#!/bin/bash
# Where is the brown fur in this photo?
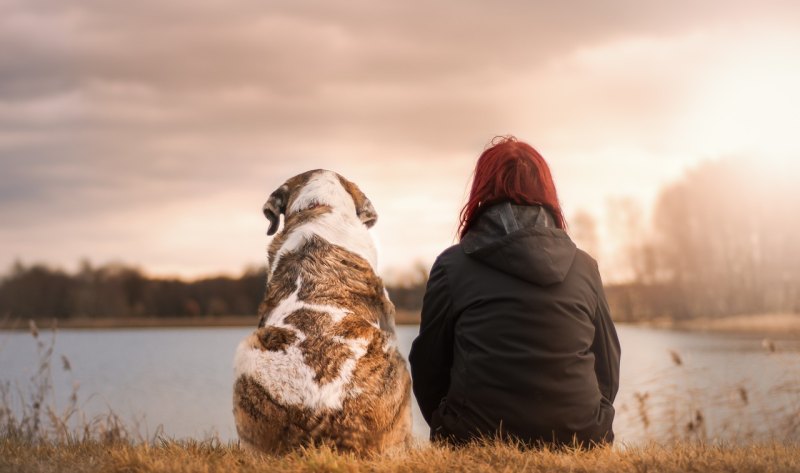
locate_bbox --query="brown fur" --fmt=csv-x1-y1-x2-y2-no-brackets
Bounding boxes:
266,205,333,271
234,324,411,454
261,235,394,330
256,326,298,353
336,175,377,226
234,361,411,454
235,171,411,455
284,309,352,385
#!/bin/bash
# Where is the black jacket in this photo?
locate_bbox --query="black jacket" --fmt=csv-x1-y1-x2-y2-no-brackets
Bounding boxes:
409,202,621,446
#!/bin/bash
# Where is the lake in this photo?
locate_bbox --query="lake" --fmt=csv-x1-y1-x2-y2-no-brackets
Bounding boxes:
1,324,799,444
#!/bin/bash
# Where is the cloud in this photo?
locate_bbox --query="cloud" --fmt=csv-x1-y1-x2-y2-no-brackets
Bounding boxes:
1,0,800,276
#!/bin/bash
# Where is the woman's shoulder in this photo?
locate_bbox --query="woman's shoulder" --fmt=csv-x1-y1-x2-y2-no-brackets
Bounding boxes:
432,244,468,268
571,248,606,294
424,244,473,282
573,247,599,271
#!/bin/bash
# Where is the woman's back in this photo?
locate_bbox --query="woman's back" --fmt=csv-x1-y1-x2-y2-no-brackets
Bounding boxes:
410,203,618,445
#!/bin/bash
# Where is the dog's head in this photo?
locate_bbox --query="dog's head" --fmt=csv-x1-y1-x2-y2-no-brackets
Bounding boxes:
263,169,377,236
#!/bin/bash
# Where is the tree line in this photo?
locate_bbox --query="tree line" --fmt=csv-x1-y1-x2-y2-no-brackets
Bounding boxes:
0,260,427,321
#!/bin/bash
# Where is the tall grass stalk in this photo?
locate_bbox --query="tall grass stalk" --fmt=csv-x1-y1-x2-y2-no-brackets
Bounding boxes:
0,321,158,444
616,340,800,444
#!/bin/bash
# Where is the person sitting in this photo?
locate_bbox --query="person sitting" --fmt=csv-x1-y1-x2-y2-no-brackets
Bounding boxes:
409,136,621,447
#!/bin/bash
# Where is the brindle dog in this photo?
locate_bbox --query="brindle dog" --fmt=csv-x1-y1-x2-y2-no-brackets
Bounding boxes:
233,170,412,454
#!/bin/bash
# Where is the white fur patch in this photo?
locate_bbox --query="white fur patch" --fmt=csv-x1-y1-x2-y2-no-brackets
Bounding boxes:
233,277,371,411
270,172,378,273
266,276,351,326
287,172,355,216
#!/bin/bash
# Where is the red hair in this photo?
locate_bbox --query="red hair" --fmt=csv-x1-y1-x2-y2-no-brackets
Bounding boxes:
458,136,566,239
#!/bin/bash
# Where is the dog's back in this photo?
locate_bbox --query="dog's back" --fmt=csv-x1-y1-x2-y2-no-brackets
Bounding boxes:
233,170,411,454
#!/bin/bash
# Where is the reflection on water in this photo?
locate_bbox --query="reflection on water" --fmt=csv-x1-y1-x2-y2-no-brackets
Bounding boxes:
1,324,799,443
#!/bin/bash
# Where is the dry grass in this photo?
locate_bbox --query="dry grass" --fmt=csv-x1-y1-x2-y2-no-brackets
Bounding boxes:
2,437,800,473
0,321,154,447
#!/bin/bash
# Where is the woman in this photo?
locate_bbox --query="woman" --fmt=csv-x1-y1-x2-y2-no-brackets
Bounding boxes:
409,136,620,447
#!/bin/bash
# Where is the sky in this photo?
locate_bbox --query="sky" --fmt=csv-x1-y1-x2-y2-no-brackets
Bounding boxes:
1,0,800,281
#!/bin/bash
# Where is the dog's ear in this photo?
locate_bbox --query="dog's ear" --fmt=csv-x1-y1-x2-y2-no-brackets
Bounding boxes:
356,196,378,228
338,176,377,228
263,184,289,236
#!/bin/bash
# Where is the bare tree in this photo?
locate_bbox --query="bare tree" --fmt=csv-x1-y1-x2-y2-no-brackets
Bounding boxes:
651,158,800,318
607,197,656,284
570,210,600,259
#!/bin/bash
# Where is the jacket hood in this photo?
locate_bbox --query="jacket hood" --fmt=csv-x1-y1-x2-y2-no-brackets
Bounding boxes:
461,202,577,285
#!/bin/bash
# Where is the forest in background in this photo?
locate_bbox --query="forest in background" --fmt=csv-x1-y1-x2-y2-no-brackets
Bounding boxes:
1,158,798,323
0,259,429,323
596,157,800,322
0,259,428,321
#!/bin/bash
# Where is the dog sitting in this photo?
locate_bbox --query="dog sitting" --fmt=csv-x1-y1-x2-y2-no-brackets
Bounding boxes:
232,169,412,454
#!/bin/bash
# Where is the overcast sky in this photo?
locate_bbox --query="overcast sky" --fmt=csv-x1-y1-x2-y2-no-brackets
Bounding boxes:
1,0,799,280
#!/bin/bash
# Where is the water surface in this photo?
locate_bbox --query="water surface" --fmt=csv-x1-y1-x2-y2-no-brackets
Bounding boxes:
1,324,798,443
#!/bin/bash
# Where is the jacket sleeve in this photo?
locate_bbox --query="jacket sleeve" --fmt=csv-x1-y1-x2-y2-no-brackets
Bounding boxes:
408,257,456,425
591,284,621,403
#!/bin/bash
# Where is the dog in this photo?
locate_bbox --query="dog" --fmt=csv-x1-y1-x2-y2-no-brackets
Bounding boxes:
232,169,412,454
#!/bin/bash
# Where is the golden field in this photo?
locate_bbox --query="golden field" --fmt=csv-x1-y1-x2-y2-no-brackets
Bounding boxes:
2,438,800,473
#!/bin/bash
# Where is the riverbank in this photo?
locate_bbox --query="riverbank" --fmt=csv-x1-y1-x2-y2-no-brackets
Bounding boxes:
2,438,799,473
0,310,423,330
641,313,800,336
0,315,257,331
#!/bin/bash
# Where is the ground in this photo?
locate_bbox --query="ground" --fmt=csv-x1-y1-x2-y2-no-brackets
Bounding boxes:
2,438,800,473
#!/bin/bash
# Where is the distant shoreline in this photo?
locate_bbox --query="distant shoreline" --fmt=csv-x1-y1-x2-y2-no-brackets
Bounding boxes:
0,315,258,331
0,310,423,331
636,313,800,336
3,312,800,335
